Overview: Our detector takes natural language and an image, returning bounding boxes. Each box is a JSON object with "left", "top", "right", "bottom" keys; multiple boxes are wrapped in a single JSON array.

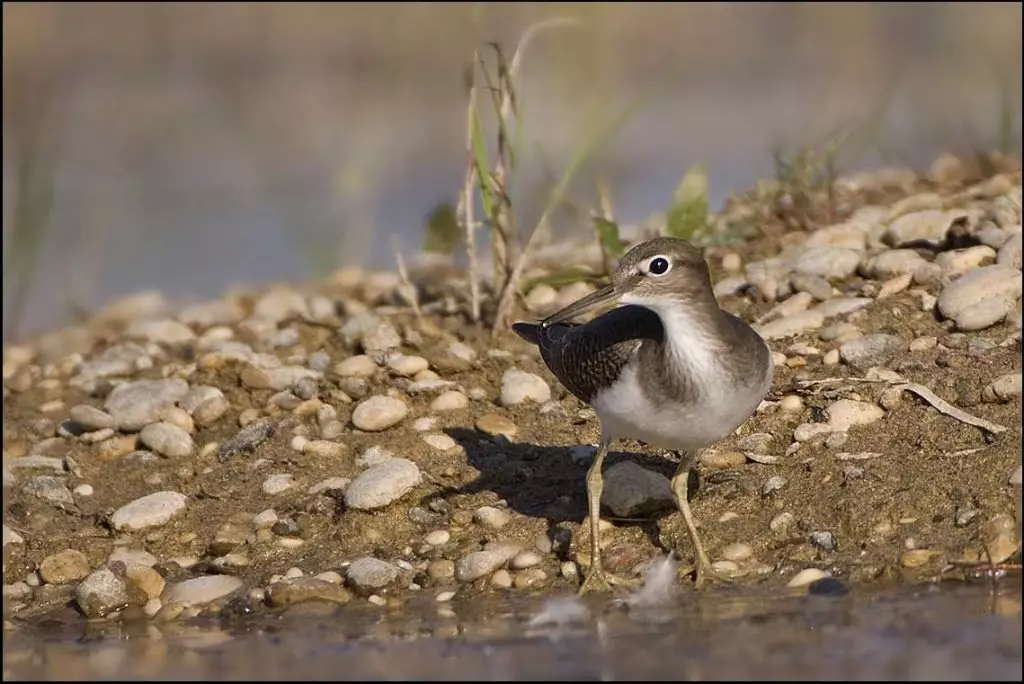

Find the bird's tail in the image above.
[{"left": 511, "top": 322, "right": 541, "bottom": 345}]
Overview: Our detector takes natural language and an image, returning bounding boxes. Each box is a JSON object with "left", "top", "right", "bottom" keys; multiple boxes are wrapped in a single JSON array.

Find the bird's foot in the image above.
[
  {"left": 677, "top": 558, "right": 737, "bottom": 589},
  {"left": 577, "top": 566, "right": 641, "bottom": 596}
]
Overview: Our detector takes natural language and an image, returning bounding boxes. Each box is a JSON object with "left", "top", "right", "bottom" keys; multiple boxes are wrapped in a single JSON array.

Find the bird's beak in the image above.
[{"left": 541, "top": 283, "right": 618, "bottom": 328}]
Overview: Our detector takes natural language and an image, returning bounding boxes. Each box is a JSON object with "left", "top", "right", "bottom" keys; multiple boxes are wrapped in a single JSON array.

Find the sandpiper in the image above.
[{"left": 513, "top": 237, "right": 774, "bottom": 594}]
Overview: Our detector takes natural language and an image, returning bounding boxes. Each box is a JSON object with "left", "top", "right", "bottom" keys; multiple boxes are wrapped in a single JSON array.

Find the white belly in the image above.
[{"left": 590, "top": 361, "right": 769, "bottom": 452}]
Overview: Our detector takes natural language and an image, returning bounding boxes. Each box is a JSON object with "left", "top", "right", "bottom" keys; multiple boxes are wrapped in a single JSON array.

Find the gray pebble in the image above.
[
  {"left": 794, "top": 247, "right": 861, "bottom": 280},
  {"left": 3, "top": 524, "right": 25, "bottom": 547},
  {"left": 839, "top": 334, "right": 903, "bottom": 369},
  {"left": 164, "top": 575, "right": 244, "bottom": 607},
  {"left": 762, "top": 476, "right": 787, "bottom": 496},
  {"left": 110, "top": 491, "right": 188, "bottom": 532},
  {"left": 262, "top": 474, "right": 294, "bottom": 495},
  {"left": 193, "top": 395, "right": 231, "bottom": 427},
  {"left": 997, "top": 232, "right": 1022, "bottom": 269},
  {"left": 23, "top": 475, "right": 74, "bottom": 507},
  {"left": 346, "top": 557, "right": 399, "bottom": 591},
  {"left": 126, "top": 318, "right": 196, "bottom": 345},
  {"left": 884, "top": 209, "right": 963, "bottom": 247},
  {"left": 356, "top": 446, "right": 394, "bottom": 468},
  {"left": 75, "top": 568, "right": 130, "bottom": 618},
  {"left": 473, "top": 506, "right": 511, "bottom": 530},
  {"left": 790, "top": 273, "right": 833, "bottom": 301},
  {"left": 104, "top": 379, "right": 190, "bottom": 431},
  {"left": 344, "top": 459, "right": 422, "bottom": 510},
  {"left": 810, "top": 531, "right": 838, "bottom": 551},
  {"left": 76, "top": 343, "right": 150, "bottom": 382},
  {"left": 862, "top": 249, "right": 927, "bottom": 279},
  {"left": 983, "top": 373, "right": 1023, "bottom": 403},
  {"left": 602, "top": 461, "right": 674, "bottom": 517},
  {"left": 937, "top": 265, "right": 1022, "bottom": 331},
  {"left": 455, "top": 544, "right": 520, "bottom": 583},
  {"left": 756, "top": 310, "right": 825, "bottom": 340},
  {"left": 218, "top": 419, "right": 276, "bottom": 461},
  {"left": 68, "top": 404, "right": 115, "bottom": 431},
  {"left": 139, "top": 422, "right": 194, "bottom": 458},
  {"left": 361, "top": 321, "right": 402, "bottom": 358}
]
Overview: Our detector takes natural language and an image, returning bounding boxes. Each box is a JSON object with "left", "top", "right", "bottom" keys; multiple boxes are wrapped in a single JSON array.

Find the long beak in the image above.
[{"left": 541, "top": 283, "right": 618, "bottom": 328}]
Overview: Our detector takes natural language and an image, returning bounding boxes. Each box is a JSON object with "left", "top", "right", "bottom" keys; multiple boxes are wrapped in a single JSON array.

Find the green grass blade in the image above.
[
  {"left": 594, "top": 216, "right": 626, "bottom": 258},
  {"left": 665, "top": 163, "right": 709, "bottom": 240}
]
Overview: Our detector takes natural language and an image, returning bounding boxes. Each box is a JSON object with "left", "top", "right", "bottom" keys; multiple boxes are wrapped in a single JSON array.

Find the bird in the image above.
[{"left": 512, "top": 236, "right": 774, "bottom": 594}]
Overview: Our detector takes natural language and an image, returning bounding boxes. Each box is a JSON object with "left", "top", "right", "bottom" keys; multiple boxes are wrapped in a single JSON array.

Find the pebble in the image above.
[
  {"left": 262, "top": 474, "right": 294, "bottom": 495},
  {"left": 787, "top": 568, "right": 829, "bottom": 588},
  {"left": 430, "top": 390, "right": 469, "bottom": 411},
  {"left": 303, "top": 440, "right": 346, "bottom": 458},
  {"left": 68, "top": 404, "right": 115, "bottom": 431},
  {"left": 862, "top": 249, "right": 927, "bottom": 279},
  {"left": 387, "top": 354, "right": 429, "bottom": 377},
  {"left": 762, "top": 476, "right": 787, "bottom": 496},
  {"left": 138, "top": 422, "right": 194, "bottom": 458},
  {"left": 456, "top": 546, "right": 518, "bottom": 583},
  {"left": 790, "top": 273, "right": 834, "bottom": 301},
  {"left": 499, "top": 369, "right": 551, "bottom": 406},
  {"left": 909, "top": 336, "right": 938, "bottom": 352},
  {"left": 344, "top": 459, "right": 422, "bottom": 510},
  {"left": 23, "top": 475, "right": 74, "bottom": 506},
  {"left": 525, "top": 285, "right": 559, "bottom": 312},
  {"left": 510, "top": 551, "right": 543, "bottom": 570},
  {"left": 361, "top": 321, "right": 402, "bottom": 358},
  {"left": 265, "top": 577, "right": 352, "bottom": 607},
  {"left": 39, "top": 549, "right": 91, "bottom": 585},
  {"left": 75, "top": 484, "right": 95, "bottom": 498},
  {"left": 428, "top": 560, "right": 456, "bottom": 580},
  {"left": 104, "top": 378, "right": 190, "bottom": 431},
  {"left": 699, "top": 450, "right": 747, "bottom": 470},
  {"left": 937, "top": 265, "right": 1022, "bottom": 331},
  {"left": 778, "top": 395, "right": 804, "bottom": 413},
  {"left": 125, "top": 565, "right": 165, "bottom": 600},
  {"left": 346, "top": 558, "right": 399, "bottom": 591},
  {"left": 253, "top": 509, "right": 278, "bottom": 528},
  {"left": 435, "top": 590, "right": 457, "bottom": 602},
  {"left": 839, "top": 334, "right": 903, "bottom": 369},
  {"left": 164, "top": 575, "right": 244, "bottom": 607},
  {"left": 601, "top": 461, "right": 674, "bottom": 517},
  {"left": 810, "top": 531, "right": 837, "bottom": 551},
  {"left": 900, "top": 549, "right": 940, "bottom": 568},
  {"left": 422, "top": 433, "right": 457, "bottom": 451},
  {"left": 473, "top": 506, "right": 511, "bottom": 530},
  {"left": 490, "top": 569, "right": 513, "bottom": 589},
  {"left": 425, "top": 530, "right": 450, "bottom": 546},
  {"left": 76, "top": 568, "right": 131, "bottom": 618},
  {"left": 982, "top": 373, "right": 1022, "bottom": 403},
  {"left": 826, "top": 400, "right": 884, "bottom": 430},
  {"left": 719, "top": 542, "right": 753, "bottom": 562},
  {"left": 218, "top": 419, "right": 276, "bottom": 460},
  {"left": 110, "top": 491, "right": 188, "bottom": 532},
  {"left": 998, "top": 232, "right": 1023, "bottom": 269},
  {"left": 192, "top": 395, "right": 231, "bottom": 427},
  {"left": 936, "top": 245, "right": 998, "bottom": 278},
  {"left": 769, "top": 512, "right": 796, "bottom": 533},
  {"left": 108, "top": 548, "right": 158, "bottom": 568},
  {"left": 756, "top": 310, "right": 825, "bottom": 340},
  {"left": 475, "top": 414, "right": 517, "bottom": 438},
  {"left": 884, "top": 209, "right": 964, "bottom": 247},
  {"left": 351, "top": 395, "right": 409, "bottom": 431},
  {"left": 308, "top": 477, "right": 350, "bottom": 495},
  {"left": 794, "top": 247, "right": 862, "bottom": 280}
]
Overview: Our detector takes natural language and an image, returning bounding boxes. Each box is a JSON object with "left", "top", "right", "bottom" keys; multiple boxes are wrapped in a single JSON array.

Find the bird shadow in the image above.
[{"left": 437, "top": 427, "right": 700, "bottom": 557}]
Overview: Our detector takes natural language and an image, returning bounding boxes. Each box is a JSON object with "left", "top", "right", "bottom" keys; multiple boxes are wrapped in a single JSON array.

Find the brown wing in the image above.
[{"left": 512, "top": 305, "right": 663, "bottom": 404}]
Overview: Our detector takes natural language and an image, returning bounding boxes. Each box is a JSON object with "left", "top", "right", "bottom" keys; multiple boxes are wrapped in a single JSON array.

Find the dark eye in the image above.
[{"left": 648, "top": 257, "right": 670, "bottom": 275}]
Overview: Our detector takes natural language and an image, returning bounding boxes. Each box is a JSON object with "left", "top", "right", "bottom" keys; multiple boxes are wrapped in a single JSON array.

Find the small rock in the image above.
[
  {"left": 756, "top": 310, "right": 825, "bottom": 340},
  {"left": 68, "top": 405, "right": 115, "bottom": 431},
  {"left": 900, "top": 549, "right": 940, "bottom": 568},
  {"left": 110, "top": 491, "right": 188, "bottom": 532},
  {"left": 826, "top": 400, "right": 884, "bottom": 430},
  {"left": 425, "top": 530, "right": 450, "bottom": 546},
  {"left": 266, "top": 577, "right": 352, "bottom": 607},
  {"left": 719, "top": 542, "right": 753, "bottom": 562},
  {"left": 125, "top": 565, "right": 165, "bottom": 600},
  {"left": 23, "top": 475, "right": 74, "bottom": 507},
  {"left": 262, "top": 474, "right": 294, "bottom": 495},
  {"left": 937, "top": 265, "right": 1022, "bottom": 331},
  {"left": 361, "top": 321, "right": 402, "bottom": 358},
  {"left": 982, "top": 373, "right": 1023, "bottom": 403},
  {"left": 511, "top": 551, "right": 543, "bottom": 570},
  {"left": 431, "top": 390, "right": 469, "bottom": 411},
  {"left": 346, "top": 558, "right": 399, "bottom": 591},
  {"left": 475, "top": 414, "right": 517, "bottom": 438},
  {"left": 997, "top": 232, "right": 1023, "bottom": 269},
  {"left": 769, "top": 512, "right": 796, "bottom": 533},
  {"left": 138, "top": 422, "right": 194, "bottom": 458},
  {"left": 39, "top": 549, "right": 91, "bottom": 585},
  {"left": 490, "top": 569, "right": 513, "bottom": 589},
  {"left": 344, "top": 459, "right": 422, "bottom": 510},
  {"left": 3, "top": 525, "right": 25, "bottom": 547},
  {"left": 700, "top": 450, "right": 747, "bottom": 470},
  {"left": 787, "top": 568, "right": 829, "bottom": 588},
  {"left": 104, "top": 379, "right": 190, "bottom": 432},
  {"left": 863, "top": 249, "right": 927, "bottom": 279},
  {"left": 473, "top": 506, "right": 510, "bottom": 530},
  {"left": 794, "top": 247, "right": 861, "bottom": 280},
  {"left": 351, "top": 396, "right": 408, "bottom": 431},
  {"left": 884, "top": 209, "right": 965, "bottom": 247},
  {"left": 218, "top": 419, "right": 276, "bottom": 461},
  {"left": 499, "top": 369, "right": 551, "bottom": 406},
  {"left": 810, "top": 531, "right": 837, "bottom": 551},
  {"left": 76, "top": 568, "right": 131, "bottom": 618},
  {"left": 839, "top": 334, "right": 903, "bottom": 369},
  {"left": 602, "top": 461, "right": 674, "bottom": 517},
  {"left": 762, "top": 476, "right": 787, "bottom": 496},
  {"left": 164, "top": 575, "right": 244, "bottom": 607},
  {"left": 455, "top": 546, "right": 519, "bottom": 583},
  {"left": 308, "top": 477, "right": 350, "bottom": 495},
  {"left": 356, "top": 445, "right": 394, "bottom": 468},
  {"left": 422, "top": 433, "right": 457, "bottom": 451}
]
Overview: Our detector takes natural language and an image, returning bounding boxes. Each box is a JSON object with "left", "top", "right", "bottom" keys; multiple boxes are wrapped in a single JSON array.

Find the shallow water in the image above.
[{"left": 4, "top": 579, "right": 1021, "bottom": 681}]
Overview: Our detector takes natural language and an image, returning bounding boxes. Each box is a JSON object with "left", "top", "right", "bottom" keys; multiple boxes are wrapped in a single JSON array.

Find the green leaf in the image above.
[
  {"left": 593, "top": 216, "right": 626, "bottom": 258},
  {"left": 469, "top": 100, "right": 495, "bottom": 219},
  {"left": 423, "top": 201, "right": 461, "bottom": 255},
  {"left": 666, "top": 163, "right": 709, "bottom": 240}
]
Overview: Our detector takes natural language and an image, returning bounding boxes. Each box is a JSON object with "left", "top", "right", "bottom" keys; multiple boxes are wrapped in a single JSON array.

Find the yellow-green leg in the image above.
[
  {"left": 671, "top": 451, "right": 729, "bottom": 588},
  {"left": 577, "top": 435, "right": 639, "bottom": 595}
]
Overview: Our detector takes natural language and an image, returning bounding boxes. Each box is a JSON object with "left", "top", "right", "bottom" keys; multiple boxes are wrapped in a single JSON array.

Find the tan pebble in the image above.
[
  {"left": 160, "top": 406, "right": 194, "bottom": 433},
  {"left": 908, "top": 336, "right": 937, "bottom": 352},
  {"left": 699, "top": 450, "right": 746, "bottom": 470},
  {"left": 721, "top": 253, "right": 742, "bottom": 272},
  {"left": 290, "top": 435, "right": 308, "bottom": 452},
  {"left": 126, "top": 565, "right": 165, "bottom": 599},
  {"left": 876, "top": 273, "right": 913, "bottom": 299},
  {"left": 415, "top": 369, "right": 440, "bottom": 382},
  {"left": 490, "top": 569, "right": 513, "bottom": 588},
  {"left": 771, "top": 351, "right": 787, "bottom": 366},
  {"left": 238, "top": 408, "right": 261, "bottom": 427},
  {"left": 475, "top": 414, "right": 517, "bottom": 438},
  {"left": 513, "top": 568, "right": 547, "bottom": 589},
  {"left": 785, "top": 356, "right": 806, "bottom": 368},
  {"left": 718, "top": 511, "right": 740, "bottom": 523},
  {"left": 779, "top": 395, "right": 803, "bottom": 413},
  {"left": 900, "top": 549, "right": 940, "bottom": 568},
  {"left": 428, "top": 560, "right": 455, "bottom": 580},
  {"left": 985, "top": 530, "right": 1018, "bottom": 564},
  {"left": 787, "top": 568, "right": 828, "bottom": 587},
  {"left": 719, "top": 542, "right": 753, "bottom": 562},
  {"left": 822, "top": 349, "right": 841, "bottom": 365}
]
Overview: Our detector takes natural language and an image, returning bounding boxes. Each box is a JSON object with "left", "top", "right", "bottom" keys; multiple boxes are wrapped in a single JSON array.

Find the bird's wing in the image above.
[{"left": 521, "top": 305, "right": 663, "bottom": 404}]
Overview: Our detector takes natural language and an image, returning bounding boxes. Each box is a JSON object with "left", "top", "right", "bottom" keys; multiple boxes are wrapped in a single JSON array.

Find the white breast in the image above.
[{"left": 590, "top": 295, "right": 773, "bottom": 451}]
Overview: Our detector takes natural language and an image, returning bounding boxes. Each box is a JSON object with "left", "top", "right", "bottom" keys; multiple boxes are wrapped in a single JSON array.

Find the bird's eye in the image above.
[{"left": 647, "top": 256, "right": 671, "bottom": 276}]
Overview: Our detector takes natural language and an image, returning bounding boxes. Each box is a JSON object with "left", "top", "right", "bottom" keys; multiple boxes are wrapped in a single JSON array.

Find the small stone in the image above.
[
  {"left": 346, "top": 558, "right": 399, "bottom": 591},
  {"left": 68, "top": 405, "right": 115, "bottom": 431},
  {"left": 885, "top": 209, "right": 965, "bottom": 247},
  {"left": 719, "top": 542, "right": 753, "bottom": 562},
  {"left": 262, "top": 474, "right": 294, "bottom": 495},
  {"left": 937, "top": 265, "right": 1022, "bottom": 331},
  {"left": 253, "top": 509, "right": 279, "bottom": 529},
  {"left": 335, "top": 355, "right": 376, "bottom": 378},
  {"left": 810, "top": 531, "right": 837, "bottom": 551},
  {"left": 430, "top": 390, "right": 469, "bottom": 411},
  {"left": 839, "top": 334, "right": 903, "bottom": 369},
  {"left": 422, "top": 433, "right": 457, "bottom": 451},
  {"left": 125, "top": 565, "right": 165, "bottom": 600},
  {"left": 601, "top": 461, "right": 674, "bottom": 517},
  {"left": 900, "top": 549, "right": 940, "bottom": 568},
  {"left": 356, "top": 445, "right": 394, "bottom": 468},
  {"left": 164, "top": 575, "right": 244, "bottom": 607},
  {"left": 490, "top": 569, "right": 513, "bottom": 589},
  {"left": 22, "top": 475, "right": 74, "bottom": 507},
  {"left": 863, "top": 249, "right": 927, "bottom": 279},
  {"left": 266, "top": 577, "right": 352, "bottom": 607},
  {"left": 769, "top": 512, "right": 796, "bottom": 533},
  {"left": 428, "top": 560, "right": 456, "bottom": 580},
  {"left": 308, "top": 477, "right": 350, "bottom": 495},
  {"left": 699, "top": 450, "right": 746, "bottom": 470},
  {"left": 794, "top": 247, "right": 862, "bottom": 280},
  {"left": 218, "top": 419, "right": 275, "bottom": 461},
  {"left": 104, "top": 379, "right": 190, "bottom": 431},
  {"left": 456, "top": 547, "right": 517, "bottom": 583},
  {"left": 344, "top": 459, "right": 422, "bottom": 510},
  {"left": 985, "top": 530, "right": 1018, "bottom": 564},
  {"left": 826, "top": 400, "right": 884, "bottom": 430},
  {"left": 936, "top": 245, "right": 998, "bottom": 278},
  {"left": 473, "top": 506, "right": 510, "bottom": 530},
  {"left": 387, "top": 354, "right": 429, "bottom": 377},
  {"left": 108, "top": 548, "right": 158, "bottom": 568},
  {"left": 39, "top": 549, "right": 91, "bottom": 585},
  {"left": 822, "top": 349, "right": 840, "bottom": 365},
  {"left": 525, "top": 284, "right": 559, "bottom": 312},
  {"left": 138, "top": 422, "right": 194, "bottom": 458},
  {"left": 982, "top": 373, "right": 1023, "bottom": 403},
  {"left": 778, "top": 395, "right": 804, "bottom": 413},
  {"left": 74, "top": 483, "right": 94, "bottom": 497},
  {"left": 351, "top": 396, "right": 408, "bottom": 431},
  {"left": 159, "top": 406, "right": 194, "bottom": 433},
  {"left": 475, "top": 414, "right": 517, "bottom": 438},
  {"left": 304, "top": 440, "right": 347, "bottom": 458},
  {"left": 110, "top": 491, "right": 188, "bottom": 532},
  {"left": 762, "top": 476, "right": 787, "bottom": 496},
  {"left": 997, "top": 232, "right": 1023, "bottom": 269},
  {"left": 361, "top": 321, "right": 402, "bottom": 358},
  {"left": 499, "top": 369, "right": 551, "bottom": 406},
  {"left": 787, "top": 568, "right": 829, "bottom": 588},
  {"left": 76, "top": 568, "right": 130, "bottom": 618},
  {"left": 909, "top": 336, "right": 938, "bottom": 352},
  {"left": 514, "top": 568, "right": 548, "bottom": 589},
  {"left": 510, "top": 551, "right": 543, "bottom": 570},
  {"left": 425, "top": 530, "right": 450, "bottom": 546},
  {"left": 192, "top": 396, "right": 230, "bottom": 427},
  {"left": 756, "top": 310, "right": 825, "bottom": 340}
]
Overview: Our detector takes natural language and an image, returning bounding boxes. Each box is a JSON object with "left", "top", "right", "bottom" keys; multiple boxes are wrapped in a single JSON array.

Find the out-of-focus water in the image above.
[
  {"left": 2, "top": 3, "right": 1021, "bottom": 337},
  {"left": 3, "top": 580, "right": 1021, "bottom": 681}
]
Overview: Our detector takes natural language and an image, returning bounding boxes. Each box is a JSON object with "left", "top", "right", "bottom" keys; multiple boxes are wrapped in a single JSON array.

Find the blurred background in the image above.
[{"left": 3, "top": 2, "right": 1021, "bottom": 341}]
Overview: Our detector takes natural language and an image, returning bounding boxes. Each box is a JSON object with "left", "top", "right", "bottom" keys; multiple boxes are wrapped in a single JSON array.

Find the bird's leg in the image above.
[
  {"left": 577, "top": 435, "right": 638, "bottom": 595},
  {"left": 670, "top": 451, "right": 731, "bottom": 588}
]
